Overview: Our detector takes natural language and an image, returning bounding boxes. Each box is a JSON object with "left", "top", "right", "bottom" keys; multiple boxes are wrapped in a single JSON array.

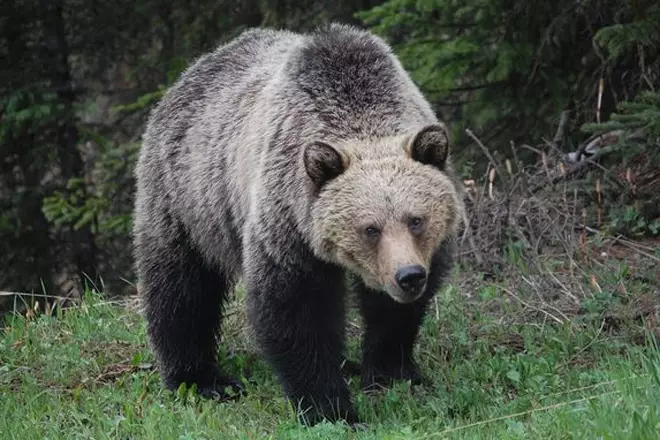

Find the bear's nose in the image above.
[{"left": 395, "top": 265, "right": 427, "bottom": 294}]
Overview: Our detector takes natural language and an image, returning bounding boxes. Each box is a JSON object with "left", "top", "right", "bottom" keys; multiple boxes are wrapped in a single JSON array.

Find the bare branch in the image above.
[
  {"left": 465, "top": 128, "right": 507, "bottom": 184},
  {"left": 553, "top": 110, "right": 571, "bottom": 146}
]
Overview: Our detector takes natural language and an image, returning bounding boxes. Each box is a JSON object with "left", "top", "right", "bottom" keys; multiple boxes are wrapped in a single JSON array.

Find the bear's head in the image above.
[{"left": 305, "top": 124, "right": 463, "bottom": 304}]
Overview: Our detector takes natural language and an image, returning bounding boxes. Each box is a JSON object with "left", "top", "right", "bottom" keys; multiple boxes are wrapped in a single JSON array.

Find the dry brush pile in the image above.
[{"left": 455, "top": 128, "right": 660, "bottom": 336}]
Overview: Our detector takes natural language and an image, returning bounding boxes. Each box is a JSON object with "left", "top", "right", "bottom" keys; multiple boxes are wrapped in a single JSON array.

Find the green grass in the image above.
[{"left": 2, "top": 263, "right": 660, "bottom": 439}]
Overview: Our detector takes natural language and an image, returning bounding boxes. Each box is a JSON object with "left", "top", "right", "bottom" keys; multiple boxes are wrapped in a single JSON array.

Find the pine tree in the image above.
[{"left": 359, "top": 0, "right": 660, "bottom": 174}]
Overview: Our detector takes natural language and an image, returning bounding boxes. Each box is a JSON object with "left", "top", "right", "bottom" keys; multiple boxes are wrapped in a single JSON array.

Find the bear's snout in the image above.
[{"left": 394, "top": 264, "right": 427, "bottom": 296}]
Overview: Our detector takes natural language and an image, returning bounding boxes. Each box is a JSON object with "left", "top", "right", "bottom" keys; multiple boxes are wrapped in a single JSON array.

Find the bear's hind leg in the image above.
[{"left": 136, "top": 228, "right": 241, "bottom": 400}]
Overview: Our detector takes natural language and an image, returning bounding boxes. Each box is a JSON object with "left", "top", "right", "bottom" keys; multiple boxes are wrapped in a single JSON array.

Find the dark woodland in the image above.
[{"left": 1, "top": 0, "right": 659, "bottom": 303}]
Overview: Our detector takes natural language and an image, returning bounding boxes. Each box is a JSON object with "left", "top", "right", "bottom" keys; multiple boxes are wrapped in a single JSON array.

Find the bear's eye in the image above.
[
  {"left": 364, "top": 225, "right": 381, "bottom": 238},
  {"left": 409, "top": 216, "right": 424, "bottom": 233}
]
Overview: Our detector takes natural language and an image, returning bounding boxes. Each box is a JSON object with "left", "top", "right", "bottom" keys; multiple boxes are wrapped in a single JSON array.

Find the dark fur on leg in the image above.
[
  {"left": 355, "top": 283, "right": 428, "bottom": 391},
  {"left": 245, "top": 245, "right": 358, "bottom": 426},
  {"left": 355, "top": 240, "right": 454, "bottom": 391},
  {"left": 137, "top": 224, "right": 241, "bottom": 400}
]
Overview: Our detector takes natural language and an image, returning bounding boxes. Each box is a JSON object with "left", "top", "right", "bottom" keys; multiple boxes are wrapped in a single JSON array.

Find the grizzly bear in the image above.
[{"left": 133, "top": 23, "right": 463, "bottom": 426}]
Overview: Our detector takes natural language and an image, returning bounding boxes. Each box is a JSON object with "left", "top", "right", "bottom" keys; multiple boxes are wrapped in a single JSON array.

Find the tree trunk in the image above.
[{"left": 43, "top": 0, "right": 99, "bottom": 295}]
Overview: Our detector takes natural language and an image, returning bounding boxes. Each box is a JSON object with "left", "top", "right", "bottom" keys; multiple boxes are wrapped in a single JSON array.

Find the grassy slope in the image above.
[{"left": 2, "top": 258, "right": 660, "bottom": 440}]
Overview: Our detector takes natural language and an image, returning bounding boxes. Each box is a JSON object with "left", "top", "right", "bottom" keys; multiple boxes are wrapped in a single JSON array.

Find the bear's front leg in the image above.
[
  {"left": 355, "top": 281, "right": 428, "bottom": 391},
  {"left": 354, "top": 243, "right": 453, "bottom": 391},
  {"left": 244, "top": 246, "right": 358, "bottom": 427}
]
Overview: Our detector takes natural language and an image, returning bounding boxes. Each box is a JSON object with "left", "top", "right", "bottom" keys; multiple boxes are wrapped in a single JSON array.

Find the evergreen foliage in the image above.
[
  {"left": 1, "top": 0, "right": 658, "bottom": 296},
  {"left": 359, "top": 0, "right": 660, "bottom": 171}
]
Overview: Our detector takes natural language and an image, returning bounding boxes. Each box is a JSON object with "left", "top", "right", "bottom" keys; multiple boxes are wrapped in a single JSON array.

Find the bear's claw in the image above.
[
  {"left": 164, "top": 368, "right": 246, "bottom": 402},
  {"left": 197, "top": 375, "right": 246, "bottom": 401}
]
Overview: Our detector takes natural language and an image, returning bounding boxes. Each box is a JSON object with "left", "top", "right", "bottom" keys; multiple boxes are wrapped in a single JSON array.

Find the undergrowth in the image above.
[{"left": 2, "top": 249, "right": 659, "bottom": 439}]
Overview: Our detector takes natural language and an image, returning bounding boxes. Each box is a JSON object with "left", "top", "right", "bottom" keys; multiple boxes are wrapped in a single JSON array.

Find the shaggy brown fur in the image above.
[
  {"left": 133, "top": 23, "right": 463, "bottom": 427},
  {"left": 308, "top": 129, "right": 462, "bottom": 303}
]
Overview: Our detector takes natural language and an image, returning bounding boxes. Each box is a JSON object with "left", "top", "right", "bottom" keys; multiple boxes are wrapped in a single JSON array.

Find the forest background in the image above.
[{"left": 1, "top": 0, "right": 658, "bottom": 301}]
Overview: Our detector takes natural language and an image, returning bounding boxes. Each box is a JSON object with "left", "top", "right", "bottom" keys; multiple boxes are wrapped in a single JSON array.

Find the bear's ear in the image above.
[
  {"left": 304, "top": 141, "right": 348, "bottom": 188},
  {"left": 405, "top": 124, "right": 450, "bottom": 170}
]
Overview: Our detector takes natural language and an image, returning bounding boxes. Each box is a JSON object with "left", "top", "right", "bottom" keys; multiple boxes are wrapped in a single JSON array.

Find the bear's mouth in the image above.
[
  {"left": 383, "top": 282, "right": 426, "bottom": 304},
  {"left": 356, "top": 272, "right": 426, "bottom": 303}
]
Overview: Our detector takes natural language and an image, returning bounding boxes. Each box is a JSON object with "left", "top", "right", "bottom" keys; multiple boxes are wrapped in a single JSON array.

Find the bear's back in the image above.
[
  {"left": 141, "top": 24, "right": 435, "bottom": 170},
  {"left": 143, "top": 28, "right": 299, "bottom": 152},
  {"left": 284, "top": 24, "right": 436, "bottom": 141}
]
